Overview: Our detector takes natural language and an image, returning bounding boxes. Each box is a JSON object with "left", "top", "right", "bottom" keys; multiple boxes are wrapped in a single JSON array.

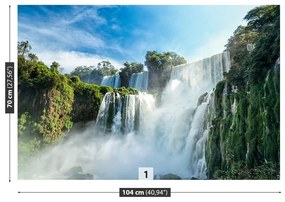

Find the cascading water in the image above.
[
  {"left": 22, "top": 51, "right": 230, "bottom": 180},
  {"left": 91, "top": 51, "right": 230, "bottom": 179},
  {"left": 129, "top": 71, "right": 149, "bottom": 91},
  {"left": 100, "top": 74, "right": 121, "bottom": 88},
  {"left": 184, "top": 92, "right": 214, "bottom": 179},
  {"left": 171, "top": 52, "right": 230, "bottom": 90},
  {"left": 95, "top": 92, "right": 155, "bottom": 136}
]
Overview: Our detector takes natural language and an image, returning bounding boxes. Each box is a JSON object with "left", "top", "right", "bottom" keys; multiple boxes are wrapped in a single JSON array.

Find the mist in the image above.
[{"left": 19, "top": 121, "right": 191, "bottom": 179}]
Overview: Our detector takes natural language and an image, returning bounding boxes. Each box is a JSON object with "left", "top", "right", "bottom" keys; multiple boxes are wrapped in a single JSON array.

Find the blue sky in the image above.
[{"left": 18, "top": 5, "right": 257, "bottom": 73}]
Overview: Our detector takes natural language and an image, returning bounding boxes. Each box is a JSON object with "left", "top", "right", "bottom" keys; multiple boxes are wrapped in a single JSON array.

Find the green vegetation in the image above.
[
  {"left": 70, "top": 61, "right": 118, "bottom": 84},
  {"left": 115, "top": 87, "right": 138, "bottom": 96},
  {"left": 18, "top": 42, "right": 138, "bottom": 172},
  {"left": 224, "top": 5, "right": 280, "bottom": 87},
  {"left": 18, "top": 50, "right": 74, "bottom": 145},
  {"left": 68, "top": 51, "right": 186, "bottom": 93},
  {"left": 18, "top": 41, "right": 31, "bottom": 56},
  {"left": 69, "top": 61, "right": 144, "bottom": 88},
  {"left": 213, "top": 161, "right": 279, "bottom": 180},
  {"left": 70, "top": 78, "right": 105, "bottom": 123},
  {"left": 206, "top": 5, "right": 280, "bottom": 179}
]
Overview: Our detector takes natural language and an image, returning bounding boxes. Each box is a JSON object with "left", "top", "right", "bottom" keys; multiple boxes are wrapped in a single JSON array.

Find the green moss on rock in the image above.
[{"left": 206, "top": 66, "right": 279, "bottom": 179}]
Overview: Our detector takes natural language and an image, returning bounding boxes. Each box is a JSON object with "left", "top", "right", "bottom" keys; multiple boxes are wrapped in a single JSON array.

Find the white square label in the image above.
[{"left": 138, "top": 167, "right": 153, "bottom": 180}]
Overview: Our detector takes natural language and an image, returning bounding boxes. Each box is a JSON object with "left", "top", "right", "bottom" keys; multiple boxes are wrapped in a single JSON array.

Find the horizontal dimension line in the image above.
[
  {"left": 18, "top": 191, "right": 118, "bottom": 194},
  {"left": 18, "top": 191, "right": 281, "bottom": 194},
  {"left": 172, "top": 191, "right": 281, "bottom": 194}
]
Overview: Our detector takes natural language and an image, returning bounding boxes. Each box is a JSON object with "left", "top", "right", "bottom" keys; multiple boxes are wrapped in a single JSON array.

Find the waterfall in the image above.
[
  {"left": 92, "top": 51, "right": 230, "bottom": 179},
  {"left": 111, "top": 93, "right": 122, "bottom": 135},
  {"left": 129, "top": 71, "right": 149, "bottom": 91},
  {"left": 122, "top": 95, "right": 137, "bottom": 134},
  {"left": 171, "top": 51, "right": 230, "bottom": 90},
  {"left": 24, "top": 51, "right": 230, "bottom": 180},
  {"left": 95, "top": 92, "right": 116, "bottom": 133},
  {"left": 95, "top": 92, "right": 155, "bottom": 136},
  {"left": 100, "top": 74, "right": 121, "bottom": 88},
  {"left": 184, "top": 92, "right": 215, "bottom": 179}
]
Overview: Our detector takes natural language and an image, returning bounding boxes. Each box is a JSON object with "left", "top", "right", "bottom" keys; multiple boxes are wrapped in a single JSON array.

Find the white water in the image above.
[
  {"left": 129, "top": 71, "right": 149, "bottom": 91},
  {"left": 20, "top": 51, "right": 230, "bottom": 180},
  {"left": 100, "top": 74, "right": 121, "bottom": 88}
]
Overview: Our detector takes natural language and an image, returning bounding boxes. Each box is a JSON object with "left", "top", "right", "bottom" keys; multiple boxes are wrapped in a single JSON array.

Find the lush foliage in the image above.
[
  {"left": 18, "top": 43, "right": 138, "bottom": 158},
  {"left": 224, "top": 5, "right": 280, "bottom": 87},
  {"left": 70, "top": 61, "right": 118, "bottom": 84},
  {"left": 69, "top": 51, "right": 186, "bottom": 93},
  {"left": 18, "top": 41, "right": 31, "bottom": 56},
  {"left": 115, "top": 87, "right": 138, "bottom": 96},
  {"left": 18, "top": 52, "right": 74, "bottom": 145},
  {"left": 206, "top": 5, "right": 280, "bottom": 179},
  {"left": 70, "top": 78, "right": 106, "bottom": 123},
  {"left": 70, "top": 66, "right": 94, "bottom": 83}
]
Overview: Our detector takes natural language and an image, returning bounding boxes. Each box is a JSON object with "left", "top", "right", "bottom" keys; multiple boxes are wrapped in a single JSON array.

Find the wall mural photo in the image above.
[{"left": 18, "top": 5, "right": 280, "bottom": 180}]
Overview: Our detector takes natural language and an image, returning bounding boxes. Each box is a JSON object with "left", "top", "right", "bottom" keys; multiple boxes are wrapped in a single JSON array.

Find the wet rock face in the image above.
[
  {"left": 205, "top": 66, "right": 280, "bottom": 179},
  {"left": 64, "top": 166, "right": 94, "bottom": 180},
  {"left": 197, "top": 92, "right": 208, "bottom": 106},
  {"left": 159, "top": 173, "right": 182, "bottom": 180}
]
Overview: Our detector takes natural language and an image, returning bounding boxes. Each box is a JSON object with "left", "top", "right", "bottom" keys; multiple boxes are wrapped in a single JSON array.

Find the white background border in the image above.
[{"left": 0, "top": 0, "right": 284, "bottom": 201}]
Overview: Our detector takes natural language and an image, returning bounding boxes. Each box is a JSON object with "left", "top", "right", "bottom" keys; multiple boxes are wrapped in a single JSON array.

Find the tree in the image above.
[
  {"left": 28, "top": 53, "right": 38, "bottom": 62},
  {"left": 50, "top": 61, "right": 60, "bottom": 74},
  {"left": 224, "top": 25, "right": 257, "bottom": 88},
  {"left": 119, "top": 62, "right": 144, "bottom": 87},
  {"left": 18, "top": 41, "right": 31, "bottom": 56},
  {"left": 70, "top": 66, "right": 94, "bottom": 83},
  {"left": 244, "top": 5, "right": 279, "bottom": 32},
  {"left": 224, "top": 5, "right": 279, "bottom": 86},
  {"left": 97, "top": 61, "right": 118, "bottom": 76},
  {"left": 226, "top": 25, "right": 258, "bottom": 67},
  {"left": 69, "top": 61, "right": 119, "bottom": 84},
  {"left": 245, "top": 5, "right": 280, "bottom": 83}
]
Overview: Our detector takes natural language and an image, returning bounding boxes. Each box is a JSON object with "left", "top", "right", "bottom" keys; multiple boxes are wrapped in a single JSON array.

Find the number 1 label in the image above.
[
  {"left": 138, "top": 167, "right": 153, "bottom": 180},
  {"left": 144, "top": 170, "right": 148, "bottom": 178}
]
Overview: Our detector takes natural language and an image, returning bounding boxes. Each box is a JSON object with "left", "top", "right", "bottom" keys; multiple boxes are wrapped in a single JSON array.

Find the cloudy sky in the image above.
[{"left": 18, "top": 5, "right": 256, "bottom": 73}]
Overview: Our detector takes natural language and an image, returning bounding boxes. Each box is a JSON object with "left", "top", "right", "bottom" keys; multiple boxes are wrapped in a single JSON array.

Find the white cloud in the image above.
[
  {"left": 37, "top": 50, "right": 124, "bottom": 73},
  {"left": 19, "top": 19, "right": 105, "bottom": 51},
  {"left": 59, "top": 6, "right": 107, "bottom": 26},
  {"left": 111, "top": 24, "right": 120, "bottom": 31}
]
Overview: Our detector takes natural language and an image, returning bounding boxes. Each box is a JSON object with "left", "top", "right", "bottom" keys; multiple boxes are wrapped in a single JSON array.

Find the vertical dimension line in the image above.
[{"left": 8, "top": 5, "right": 11, "bottom": 182}]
